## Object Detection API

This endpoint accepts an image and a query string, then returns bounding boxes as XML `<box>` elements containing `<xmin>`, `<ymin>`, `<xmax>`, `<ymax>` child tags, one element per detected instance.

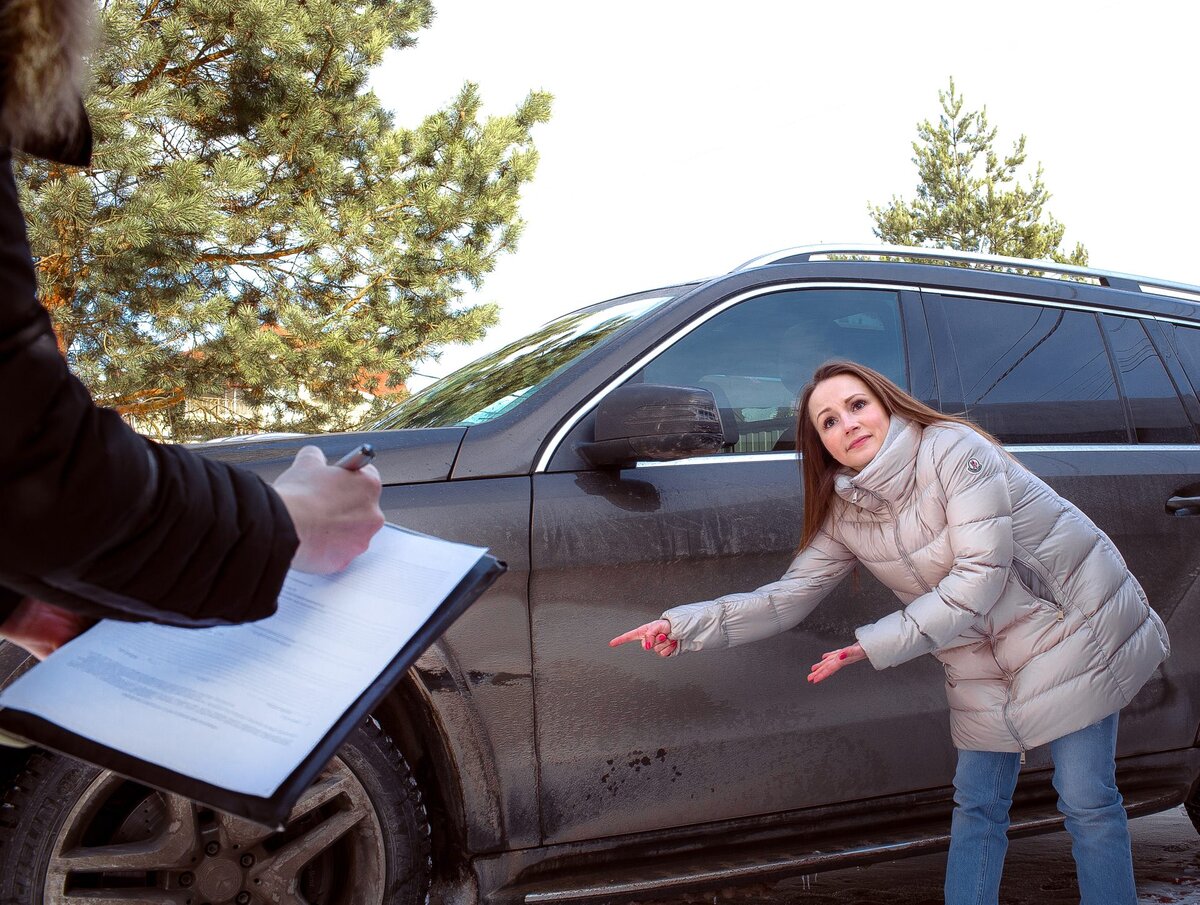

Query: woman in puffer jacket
<box><xmin>611</xmin><ymin>360</ymin><xmax>1170</xmax><ymax>905</ymax></box>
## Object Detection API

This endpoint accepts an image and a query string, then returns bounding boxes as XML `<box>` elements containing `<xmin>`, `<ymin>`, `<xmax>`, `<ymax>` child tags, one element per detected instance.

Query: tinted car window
<box><xmin>1101</xmin><ymin>315</ymin><xmax>1194</xmax><ymax>443</ymax></box>
<box><xmin>1169</xmin><ymin>323</ymin><xmax>1200</xmax><ymax>405</ymax></box>
<box><xmin>939</xmin><ymin>297</ymin><xmax>1126</xmax><ymax>444</ymax></box>
<box><xmin>634</xmin><ymin>289</ymin><xmax>906</xmax><ymax>453</ymax></box>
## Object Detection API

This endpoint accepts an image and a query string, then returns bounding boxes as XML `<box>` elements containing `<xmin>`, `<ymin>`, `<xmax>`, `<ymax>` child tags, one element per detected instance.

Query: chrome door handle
<box><xmin>1166</xmin><ymin>495</ymin><xmax>1200</xmax><ymax>516</ymax></box>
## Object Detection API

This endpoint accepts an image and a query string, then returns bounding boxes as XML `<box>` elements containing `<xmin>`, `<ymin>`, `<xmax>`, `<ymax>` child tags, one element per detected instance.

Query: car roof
<box><xmin>732</xmin><ymin>243</ymin><xmax>1200</xmax><ymax>305</ymax></box>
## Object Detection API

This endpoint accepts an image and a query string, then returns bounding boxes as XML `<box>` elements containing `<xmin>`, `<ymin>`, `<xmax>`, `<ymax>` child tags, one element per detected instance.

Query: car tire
<box><xmin>1187</xmin><ymin>781</ymin><xmax>1200</xmax><ymax>836</ymax></box>
<box><xmin>0</xmin><ymin>718</ymin><xmax>431</xmax><ymax>905</ymax></box>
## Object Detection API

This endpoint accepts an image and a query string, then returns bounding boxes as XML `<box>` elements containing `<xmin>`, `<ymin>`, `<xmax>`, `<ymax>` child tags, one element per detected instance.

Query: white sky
<box><xmin>372</xmin><ymin>1</ymin><xmax>1200</xmax><ymax>390</ymax></box>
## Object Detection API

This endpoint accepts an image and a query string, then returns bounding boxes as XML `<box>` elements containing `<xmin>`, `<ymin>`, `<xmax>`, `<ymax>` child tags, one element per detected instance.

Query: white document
<box><xmin>0</xmin><ymin>524</ymin><xmax>487</xmax><ymax>797</ymax></box>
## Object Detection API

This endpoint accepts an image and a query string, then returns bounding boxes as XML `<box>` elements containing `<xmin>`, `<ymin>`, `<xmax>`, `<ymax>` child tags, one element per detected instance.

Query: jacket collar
<box><xmin>833</xmin><ymin>415</ymin><xmax>922</xmax><ymax>513</ymax></box>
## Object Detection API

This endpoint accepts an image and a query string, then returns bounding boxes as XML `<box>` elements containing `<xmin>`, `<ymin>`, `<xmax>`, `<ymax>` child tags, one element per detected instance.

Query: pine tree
<box><xmin>869</xmin><ymin>78</ymin><xmax>1085</xmax><ymax>266</ymax></box>
<box><xmin>16</xmin><ymin>0</ymin><xmax>552</xmax><ymax>440</ymax></box>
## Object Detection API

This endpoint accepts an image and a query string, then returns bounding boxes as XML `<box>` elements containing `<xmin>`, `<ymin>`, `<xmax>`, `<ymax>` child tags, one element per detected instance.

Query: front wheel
<box><xmin>0</xmin><ymin>719</ymin><xmax>431</xmax><ymax>905</ymax></box>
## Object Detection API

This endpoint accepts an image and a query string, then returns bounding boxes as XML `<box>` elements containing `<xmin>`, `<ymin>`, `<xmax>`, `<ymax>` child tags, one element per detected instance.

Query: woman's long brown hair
<box><xmin>796</xmin><ymin>360</ymin><xmax>1002</xmax><ymax>551</ymax></box>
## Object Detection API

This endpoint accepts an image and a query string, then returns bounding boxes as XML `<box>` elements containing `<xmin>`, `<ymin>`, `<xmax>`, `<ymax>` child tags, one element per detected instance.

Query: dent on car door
<box><xmin>529</xmin><ymin>285</ymin><xmax>956</xmax><ymax>846</ymax></box>
<box><xmin>925</xmin><ymin>292</ymin><xmax>1200</xmax><ymax>760</ymax></box>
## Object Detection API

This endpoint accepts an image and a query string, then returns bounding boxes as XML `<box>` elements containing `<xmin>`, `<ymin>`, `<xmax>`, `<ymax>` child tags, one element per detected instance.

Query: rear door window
<box><xmin>1100</xmin><ymin>315</ymin><xmax>1194</xmax><ymax>443</ymax></box>
<box><xmin>933</xmin><ymin>296</ymin><xmax>1127</xmax><ymax>444</ymax></box>
<box><xmin>1168</xmin><ymin>323</ymin><xmax>1200</xmax><ymax>404</ymax></box>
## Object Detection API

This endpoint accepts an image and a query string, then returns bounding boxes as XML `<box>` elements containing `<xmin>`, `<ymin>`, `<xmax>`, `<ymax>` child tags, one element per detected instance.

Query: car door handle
<box><xmin>1166</xmin><ymin>495</ymin><xmax>1200</xmax><ymax>516</ymax></box>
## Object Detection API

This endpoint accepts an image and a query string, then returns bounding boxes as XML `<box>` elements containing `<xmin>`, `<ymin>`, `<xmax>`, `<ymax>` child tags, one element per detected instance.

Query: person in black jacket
<box><xmin>0</xmin><ymin>0</ymin><xmax>384</xmax><ymax>659</ymax></box>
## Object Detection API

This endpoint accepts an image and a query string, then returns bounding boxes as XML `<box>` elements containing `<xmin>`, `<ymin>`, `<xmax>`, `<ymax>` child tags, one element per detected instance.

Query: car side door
<box><xmin>528</xmin><ymin>283</ymin><xmax>957</xmax><ymax>845</ymax></box>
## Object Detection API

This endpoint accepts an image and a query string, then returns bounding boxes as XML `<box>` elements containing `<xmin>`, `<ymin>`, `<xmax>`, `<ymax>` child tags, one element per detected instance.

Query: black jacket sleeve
<box><xmin>0</xmin><ymin>148</ymin><xmax>298</xmax><ymax>628</ymax></box>
<box><xmin>0</xmin><ymin>586</ymin><xmax>21</xmax><ymax>624</ymax></box>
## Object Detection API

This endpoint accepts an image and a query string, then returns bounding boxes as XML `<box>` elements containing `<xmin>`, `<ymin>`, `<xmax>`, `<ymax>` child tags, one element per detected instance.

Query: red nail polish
<box><xmin>839</xmin><ymin>651</ymin><xmax>847</xmax><ymax>660</ymax></box>
<box><xmin>657</xmin><ymin>634</ymin><xmax>667</xmax><ymax>643</ymax></box>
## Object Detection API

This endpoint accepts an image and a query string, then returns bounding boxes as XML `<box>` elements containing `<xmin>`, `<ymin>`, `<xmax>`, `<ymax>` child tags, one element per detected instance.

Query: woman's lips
<box><xmin>848</xmin><ymin>435</ymin><xmax>871</xmax><ymax>451</ymax></box>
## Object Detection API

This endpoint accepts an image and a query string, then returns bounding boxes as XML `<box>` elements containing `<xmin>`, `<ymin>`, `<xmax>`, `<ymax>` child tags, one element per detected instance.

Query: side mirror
<box><xmin>577</xmin><ymin>384</ymin><xmax>729</xmax><ymax>468</ymax></box>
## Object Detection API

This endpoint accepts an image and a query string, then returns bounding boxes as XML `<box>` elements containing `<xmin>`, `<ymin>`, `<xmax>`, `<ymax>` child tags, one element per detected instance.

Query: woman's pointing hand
<box><xmin>609</xmin><ymin>619</ymin><xmax>677</xmax><ymax>657</ymax></box>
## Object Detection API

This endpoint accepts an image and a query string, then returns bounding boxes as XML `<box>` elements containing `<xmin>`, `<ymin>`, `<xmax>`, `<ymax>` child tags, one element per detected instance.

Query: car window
<box><xmin>631</xmin><ymin>288</ymin><xmax>907</xmax><ymax>453</ymax></box>
<box><xmin>939</xmin><ymin>296</ymin><xmax>1127</xmax><ymax>444</ymax></box>
<box><xmin>371</xmin><ymin>292</ymin><xmax>678</xmax><ymax>429</ymax></box>
<box><xmin>1168</xmin><ymin>323</ymin><xmax>1200</xmax><ymax>406</ymax></box>
<box><xmin>1101</xmin><ymin>315</ymin><xmax>1194</xmax><ymax>443</ymax></box>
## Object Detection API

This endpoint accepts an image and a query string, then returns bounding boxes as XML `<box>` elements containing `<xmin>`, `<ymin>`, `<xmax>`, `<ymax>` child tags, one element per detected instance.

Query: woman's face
<box><xmin>807</xmin><ymin>374</ymin><xmax>891</xmax><ymax>471</ymax></box>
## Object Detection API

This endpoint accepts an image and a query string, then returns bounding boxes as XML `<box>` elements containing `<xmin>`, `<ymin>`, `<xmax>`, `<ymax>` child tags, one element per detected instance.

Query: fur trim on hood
<box><xmin>0</xmin><ymin>0</ymin><xmax>94</xmax><ymax>164</ymax></box>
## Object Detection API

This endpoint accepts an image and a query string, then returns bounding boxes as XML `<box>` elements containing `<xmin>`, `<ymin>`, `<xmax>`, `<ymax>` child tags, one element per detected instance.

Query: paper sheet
<box><xmin>0</xmin><ymin>525</ymin><xmax>486</xmax><ymax>797</ymax></box>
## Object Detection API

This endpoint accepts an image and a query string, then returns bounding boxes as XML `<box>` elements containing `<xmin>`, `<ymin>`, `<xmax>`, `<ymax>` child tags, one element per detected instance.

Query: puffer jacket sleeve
<box><xmin>662</xmin><ymin>529</ymin><xmax>857</xmax><ymax>653</ymax></box>
<box><xmin>854</xmin><ymin>427</ymin><xmax>1013</xmax><ymax>669</ymax></box>
<box><xmin>0</xmin><ymin>148</ymin><xmax>298</xmax><ymax>628</ymax></box>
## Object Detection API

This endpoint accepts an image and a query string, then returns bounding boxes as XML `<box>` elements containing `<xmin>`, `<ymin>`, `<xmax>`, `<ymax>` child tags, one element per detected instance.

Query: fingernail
<box><xmin>644</xmin><ymin>640</ymin><xmax>650</xmax><ymax>650</ymax></box>
<box><xmin>839</xmin><ymin>651</ymin><xmax>847</xmax><ymax>660</ymax></box>
<box><xmin>656</xmin><ymin>634</ymin><xmax>667</xmax><ymax>643</ymax></box>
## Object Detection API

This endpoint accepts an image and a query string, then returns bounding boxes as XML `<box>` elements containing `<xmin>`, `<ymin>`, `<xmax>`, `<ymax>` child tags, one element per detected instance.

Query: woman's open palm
<box><xmin>808</xmin><ymin>642</ymin><xmax>867</xmax><ymax>683</ymax></box>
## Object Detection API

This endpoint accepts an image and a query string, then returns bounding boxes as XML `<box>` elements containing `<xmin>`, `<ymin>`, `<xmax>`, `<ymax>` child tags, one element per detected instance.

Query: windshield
<box><xmin>372</xmin><ymin>292</ymin><xmax>679</xmax><ymax>429</ymax></box>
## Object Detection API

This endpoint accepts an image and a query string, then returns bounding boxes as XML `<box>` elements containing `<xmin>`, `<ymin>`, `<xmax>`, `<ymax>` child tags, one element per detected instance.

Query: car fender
<box><xmin>393</xmin><ymin>639</ymin><xmax>508</xmax><ymax>854</ymax></box>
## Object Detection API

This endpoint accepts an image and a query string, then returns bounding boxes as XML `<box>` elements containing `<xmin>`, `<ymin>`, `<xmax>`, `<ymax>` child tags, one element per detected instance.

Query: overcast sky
<box><xmin>372</xmin><ymin>1</ymin><xmax>1200</xmax><ymax>389</ymax></box>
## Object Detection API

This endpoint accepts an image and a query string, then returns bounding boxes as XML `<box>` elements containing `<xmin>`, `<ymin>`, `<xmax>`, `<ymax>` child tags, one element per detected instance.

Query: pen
<box><xmin>334</xmin><ymin>443</ymin><xmax>376</xmax><ymax>471</ymax></box>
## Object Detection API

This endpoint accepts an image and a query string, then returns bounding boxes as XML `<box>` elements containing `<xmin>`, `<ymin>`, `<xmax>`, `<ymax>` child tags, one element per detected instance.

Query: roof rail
<box><xmin>732</xmin><ymin>243</ymin><xmax>1200</xmax><ymax>303</ymax></box>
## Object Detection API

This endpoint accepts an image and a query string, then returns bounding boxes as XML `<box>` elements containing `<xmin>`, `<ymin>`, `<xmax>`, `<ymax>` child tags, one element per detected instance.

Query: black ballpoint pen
<box><xmin>333</xmin><ymin>443</ymin><xmax>376</xmax><ymax>471</ymax></box>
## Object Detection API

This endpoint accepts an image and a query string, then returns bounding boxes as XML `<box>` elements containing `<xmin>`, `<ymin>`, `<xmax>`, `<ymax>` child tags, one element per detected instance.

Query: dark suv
<box><xmin>2</xmin><ymin>245</ymin><xmax>1199</xmax><ymax>905</ymax></box>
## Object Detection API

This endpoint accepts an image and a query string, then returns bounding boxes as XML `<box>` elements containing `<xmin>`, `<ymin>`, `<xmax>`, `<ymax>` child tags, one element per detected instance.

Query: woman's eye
<box><xmin>823</xmin><ymin>417</ymin><xmax>836</xmax><ymax>430</ymax></box>
<box><xmin>851</xmin><ymin>399</ymin><xmax>867</xmax><ymax>411</ymax></box>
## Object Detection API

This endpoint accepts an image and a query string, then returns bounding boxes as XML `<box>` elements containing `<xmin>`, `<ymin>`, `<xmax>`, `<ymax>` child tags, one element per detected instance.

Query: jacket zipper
<box><xmin>851</xmin><ymin>484</ymin><xmax>934</xmax><ymax>594</ymax></box>
<box><xmin>1011</xmin><ymin>557</ymin><xmax>1065</xmax><ymax>622</ymax></box>
<box><xmin>988</xmin><ymin>639</ymin><xmax>1027</xmax><ymax>756</ymax></box>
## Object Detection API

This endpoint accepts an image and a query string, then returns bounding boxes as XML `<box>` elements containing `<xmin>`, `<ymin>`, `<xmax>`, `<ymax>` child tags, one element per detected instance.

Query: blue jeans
<box><xmin>944</xmin><ymin>712</ymin><xmax>1135</xmax><ymax>905</ymax></box>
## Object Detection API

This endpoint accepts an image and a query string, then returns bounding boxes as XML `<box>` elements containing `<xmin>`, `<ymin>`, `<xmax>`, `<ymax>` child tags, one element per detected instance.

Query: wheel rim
<box><xmin>41</xmin><ymin>757</ymin><xmax>386</xmax><ymax>905</ymax></box>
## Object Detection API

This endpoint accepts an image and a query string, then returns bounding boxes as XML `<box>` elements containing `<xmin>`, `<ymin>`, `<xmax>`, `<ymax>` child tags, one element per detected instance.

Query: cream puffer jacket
<box><xmin>663</xmin><ymin>416</ymin><xmax>1171</xmax><ymax>752</ymax></box>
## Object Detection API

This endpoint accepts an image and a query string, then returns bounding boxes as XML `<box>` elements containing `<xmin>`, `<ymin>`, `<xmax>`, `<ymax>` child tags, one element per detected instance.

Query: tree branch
<box><xmin>196</xmin><ymin>245</ymin><xmax>315</xmax><ymax>264</ymax></box>
<box><xmin>107</xmin><ymin>385</ymin><xmax>187</xmax><ymax>416</ymax></box>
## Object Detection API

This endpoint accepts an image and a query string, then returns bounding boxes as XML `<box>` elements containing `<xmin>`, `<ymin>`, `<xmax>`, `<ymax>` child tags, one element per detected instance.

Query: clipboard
<box><xmin>0</xmin><ymin>526</ymin><xmax>504</xmax><ymax>829</ymax></box>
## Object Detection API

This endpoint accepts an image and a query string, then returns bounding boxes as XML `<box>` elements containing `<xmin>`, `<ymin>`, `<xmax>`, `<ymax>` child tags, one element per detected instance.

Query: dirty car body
<box><xmin>2</xmin><ymin>245</ymin><xmax>1200</xmax><ymax>904</ymax></box>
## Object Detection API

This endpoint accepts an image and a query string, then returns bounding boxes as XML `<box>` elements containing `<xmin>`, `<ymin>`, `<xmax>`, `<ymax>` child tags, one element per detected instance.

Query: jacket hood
<box><xmin>834</xmin><ymin>414</ymin><xmax>921</xmax><ymax>513</ymax></box>
<box><xmin>0</xmin><ymin>0</ymin><xmax>94</xmax><ymax>165</ymax></box>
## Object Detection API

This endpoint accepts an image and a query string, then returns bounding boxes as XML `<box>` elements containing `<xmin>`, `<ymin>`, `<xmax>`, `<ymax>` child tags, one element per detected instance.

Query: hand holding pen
<box><xmin>273</xmin><ymin>443</ymin><xmax>385</xmax><ymax>574</ymax></box>
<box><xmin>1</xmin><ymin>442</ymin><xmax>385</xmax><ymax>659</ymax></box>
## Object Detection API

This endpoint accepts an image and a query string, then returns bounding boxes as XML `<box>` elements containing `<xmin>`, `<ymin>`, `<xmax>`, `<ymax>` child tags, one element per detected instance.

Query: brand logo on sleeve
<box><xmin>966</xmin><ymin>457</ymin><xmax>983</xmax><ymax>474</ymax></box>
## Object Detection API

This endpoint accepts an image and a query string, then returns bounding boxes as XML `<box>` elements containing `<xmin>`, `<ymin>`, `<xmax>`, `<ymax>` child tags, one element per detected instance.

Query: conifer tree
<box><xmin>16</xmin><ymin>0</ymin><xmax>552</xmax><ymax>439</ymax></box>
<box><xmin>870</xmin><ymin>79</ymin><xmax>1085</xmax><ymax>266</ymax></box>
